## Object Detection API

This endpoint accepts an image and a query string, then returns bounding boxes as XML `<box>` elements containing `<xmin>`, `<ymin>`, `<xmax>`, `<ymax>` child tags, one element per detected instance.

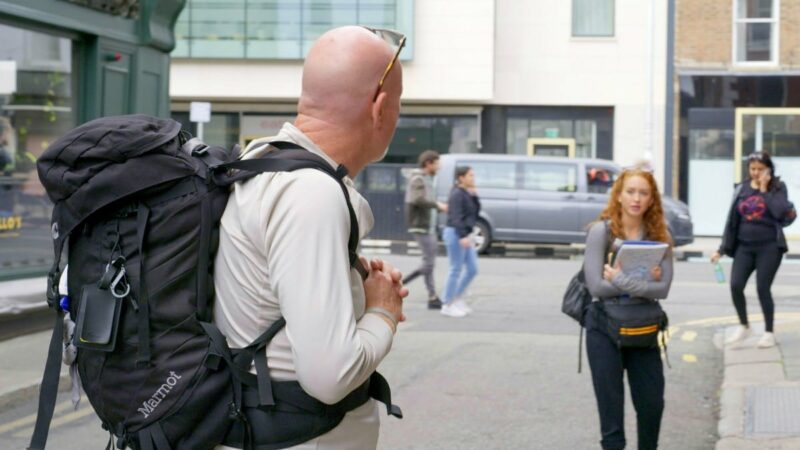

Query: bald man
<box><xmin>213</xmin><ymin>26</ymin><xmax>407</xmax><ymax>449</ymax></box>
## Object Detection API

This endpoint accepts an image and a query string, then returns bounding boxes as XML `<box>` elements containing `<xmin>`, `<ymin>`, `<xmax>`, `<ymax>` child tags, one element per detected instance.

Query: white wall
<box><xmin>494</xmin><ymin>0</ymin><xmax>669</xmax><ymax>187</ymax></box>
<box><xmin>169</xmin><ymin>0</ymin><xmax>495</xmax><ymax>103</ymax></box>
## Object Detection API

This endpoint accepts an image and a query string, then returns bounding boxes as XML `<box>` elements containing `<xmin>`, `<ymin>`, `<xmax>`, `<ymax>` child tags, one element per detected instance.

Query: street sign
<box><xmin>189</xmin><ymin>102</ymin><xmax>211</xmax><ymax>123</ymax></box>
<box><xmin>0</xmin><ymin>61</ymin><xmax>17</xmax><ymax>95</ymax></box>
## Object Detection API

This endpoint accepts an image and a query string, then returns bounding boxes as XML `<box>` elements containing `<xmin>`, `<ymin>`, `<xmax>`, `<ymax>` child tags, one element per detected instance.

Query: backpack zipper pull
<box><xmin>128</xmin><ymin>296</ymin><xmax>139</xmax><ymax>312</ymax></box>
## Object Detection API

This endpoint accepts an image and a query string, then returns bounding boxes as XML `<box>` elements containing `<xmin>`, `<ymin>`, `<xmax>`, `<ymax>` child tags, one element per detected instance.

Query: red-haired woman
<box><xmin>582</xmin><ymin>168</ymin><xmax>674</xmax><ymax>450</ymax></box>
<box><xmin>711</xmin><ymin>151</ymin><xmax>793</xmax><ymax>348</ymax></box>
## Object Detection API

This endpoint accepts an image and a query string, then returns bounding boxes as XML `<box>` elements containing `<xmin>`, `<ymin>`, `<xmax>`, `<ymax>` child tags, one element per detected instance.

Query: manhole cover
<box><xmin>746</xmin><ymin>387</ymin><xmax>800</xmax><ymax>436</ymax></box>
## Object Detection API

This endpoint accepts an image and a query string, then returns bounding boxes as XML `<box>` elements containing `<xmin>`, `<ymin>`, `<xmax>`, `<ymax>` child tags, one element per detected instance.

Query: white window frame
<box><xmin>732</xmin><ymin>0</ymin><xmax>780</xmax><ymax>66</ymax></box>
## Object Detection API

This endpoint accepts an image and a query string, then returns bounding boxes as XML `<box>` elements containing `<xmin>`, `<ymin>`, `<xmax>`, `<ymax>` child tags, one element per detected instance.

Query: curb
<box><xmin>0</xmin><ymin>373</ymin><xmax>71</xmax><ymax>412</ymax></box>
<box><xmin>359</xmin><ymin>239</ymin><xmax>798</xmax><ymax>261</ymax></box>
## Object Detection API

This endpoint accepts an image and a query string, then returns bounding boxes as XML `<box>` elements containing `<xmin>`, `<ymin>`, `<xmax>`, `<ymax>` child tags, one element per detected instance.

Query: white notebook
<box><xmin>612</xmin><ymin>241</ymin><xmax>669</xmax><ymax>281</ymax></box>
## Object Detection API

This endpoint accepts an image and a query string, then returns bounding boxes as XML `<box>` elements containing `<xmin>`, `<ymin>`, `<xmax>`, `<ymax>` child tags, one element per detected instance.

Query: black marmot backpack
<box><xmin>28</xmin><ymin>115</ymin><xmax>400</xmax><ymax>450</ymax></box>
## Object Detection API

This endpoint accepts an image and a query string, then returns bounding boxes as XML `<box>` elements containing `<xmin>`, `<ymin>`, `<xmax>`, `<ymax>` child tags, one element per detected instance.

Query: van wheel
<box><xmin>473</xmin><ymin>220</ymin><xmax>491</xmax><ymax>254</ymax></box>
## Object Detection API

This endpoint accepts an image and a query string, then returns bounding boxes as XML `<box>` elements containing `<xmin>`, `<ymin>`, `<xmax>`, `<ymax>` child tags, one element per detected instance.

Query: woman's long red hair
<box><xmin>598</xmin><ymin>169</ymin><xmax>672</xmax><ymax>245</ymax></box>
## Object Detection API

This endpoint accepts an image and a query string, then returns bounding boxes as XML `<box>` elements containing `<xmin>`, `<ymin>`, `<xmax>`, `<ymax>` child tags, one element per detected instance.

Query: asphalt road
<box><xmin>2</xmin><ymin>254</ymin><xmax>799</xmax><ymax>449</ymax></box>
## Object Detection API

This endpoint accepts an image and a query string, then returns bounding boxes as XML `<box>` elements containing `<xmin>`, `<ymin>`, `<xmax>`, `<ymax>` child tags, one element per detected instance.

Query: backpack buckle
<box><xmin>192</xmin><ymin>145</ymin><xmax>209</xmax><ymax>156</ymax></box>
<box><xmin>46</xmin><ymin>270</ymin><xmax>61</xmax><ymax>307</ymax></box>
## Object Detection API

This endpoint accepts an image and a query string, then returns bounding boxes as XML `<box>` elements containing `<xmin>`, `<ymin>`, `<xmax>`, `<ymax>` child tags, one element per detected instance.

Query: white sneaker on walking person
<box><xmin>440</xmin><ymin>302</ymin><xmax>467</xmax><ymax>318</ymax></box>
<box><xmin>757</xmin><ymin>332</ymin><xmax>776</xmax><ymax>348</ymax></box>
<box><xmin>452</xmin><ymin>298</ymin><xmax>473</xmax><ymax>315</ymax></box>
<box><xmin>725</xmin><ymin>325</ymin><xmax>751</xmax><ymax>345</ymax></box>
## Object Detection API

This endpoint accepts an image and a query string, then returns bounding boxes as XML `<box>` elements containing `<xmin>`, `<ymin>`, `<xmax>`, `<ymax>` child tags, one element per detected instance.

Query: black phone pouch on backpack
<box><xmin>73</xmin><ymin>284</ymin><xmax>123</xmax><ymax>352</ymax></box>
<box><xmin>599</xmin><ymin>298</ymin><xmax>667</xmax><ymax>349</ymax></box>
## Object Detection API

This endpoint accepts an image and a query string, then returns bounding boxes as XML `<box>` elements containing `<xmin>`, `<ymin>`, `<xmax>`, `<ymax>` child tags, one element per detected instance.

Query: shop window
<box><xmin>734</xmin><ymin>0</ymin><xmax>778</xmax><ymax>64</ymax></box>
<box><xmin>572</xmin><ymin>0</ymin><xmax>614</xmax><ymax>37</ymax></box>
<box><xmin>387</xmin><ymin>115</ymin><xmax>479</xmax><ymax>164</ymax></box>
<box><xmin>172</xmin><ymin>112</ymin><xmax>241</xmax><ymax>150</ymax></box>
<box><xmin>0</xmin><ymin>24</ymin><xmax>74</xmax><ymax>277</ymax></box>
<box><xmin>507</xmin><ymin>117</ymin><xmax>599</xmax><ymax>158</ymax></box>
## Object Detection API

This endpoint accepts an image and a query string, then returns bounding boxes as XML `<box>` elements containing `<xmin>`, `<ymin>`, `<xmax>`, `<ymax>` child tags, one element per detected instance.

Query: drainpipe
<box><xmin>664</xmin><ymin>0</ymin><xmax>676</xmax><ymax>196</ymax></box>
<box><xmin>644</xmin><ymin>0</ymin><xmax>656</xmax><ymax>165</ymax></box>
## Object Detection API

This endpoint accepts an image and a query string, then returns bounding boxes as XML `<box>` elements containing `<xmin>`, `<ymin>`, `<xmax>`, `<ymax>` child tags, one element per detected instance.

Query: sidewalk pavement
<box><xmin>717</xmin><ymin>318</ymin><xmax>800</xmax><ymax>449</ymax></box>
<box><xmin>0</xmin><ymin>327</ymin><xmax>69</xmax><ymax>412</ymax></box>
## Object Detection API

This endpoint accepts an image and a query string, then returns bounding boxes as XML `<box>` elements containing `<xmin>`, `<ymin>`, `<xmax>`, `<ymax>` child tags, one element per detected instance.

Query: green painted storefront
<box><xmin>0</xmin><ymin>0</ymin><xmax>184</xmax><ymax>280</ymax></box>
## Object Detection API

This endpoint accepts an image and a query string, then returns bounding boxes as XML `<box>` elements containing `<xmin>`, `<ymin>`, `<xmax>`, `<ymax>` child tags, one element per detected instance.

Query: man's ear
<box><xmin>371</xmin><ymin>91</ymin><xmax>387</xmax><ymax>130</ymax></box>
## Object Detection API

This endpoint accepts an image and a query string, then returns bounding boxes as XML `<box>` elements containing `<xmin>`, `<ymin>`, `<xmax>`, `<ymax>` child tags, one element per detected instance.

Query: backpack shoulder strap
<box><xmin>212</xmin><ymin>142</ymin><xmax>367</xmax><ymax>280</ymax></box>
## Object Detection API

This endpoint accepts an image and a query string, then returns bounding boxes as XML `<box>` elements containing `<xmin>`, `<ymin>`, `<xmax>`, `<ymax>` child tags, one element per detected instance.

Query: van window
<box><xmin>459</xmin><ymin>161</ymin><xmax>516</xmax><ymax>189</ymax></box>
<box><xmin>521</xmin><ymin>163</ymin><xmax>577</xmax><ymax>192</ymax></box>
<box><xmin>586</xmin><ymin>166</ymin><xmax>617</xmax><ymax>193</ymax></box>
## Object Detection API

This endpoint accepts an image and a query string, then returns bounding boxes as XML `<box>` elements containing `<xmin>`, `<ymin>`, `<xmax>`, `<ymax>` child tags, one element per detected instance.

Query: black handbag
<box><xmin>562</xmin><ymin>220</ymin><xmax>612</xmax><ymax>324</ymax></box>
<box><xmin>599</xmin><ymin>298</ymin><xmax>668</xmax><ymax>349</ymax></box>
<box><xmin>562</xmin><ymin>270</ymin><xmax>592</xmax><ymax>324</ymax></box>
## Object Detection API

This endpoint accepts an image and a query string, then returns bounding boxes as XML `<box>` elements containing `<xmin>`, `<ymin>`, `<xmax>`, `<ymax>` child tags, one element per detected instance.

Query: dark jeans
<box><xmin>585</xmin><ymin>305</ymin><xmax>665</xmax><ymax>450</ymax></box>
<box><xmin>402</xmin><ymin>233</ymin><xmax>438</xmax><ymax>298</ymax></box>
<box><xmin>730</xmin><ymin>241</ymin><xmax>783</xmax><ymax>332</ymax></box>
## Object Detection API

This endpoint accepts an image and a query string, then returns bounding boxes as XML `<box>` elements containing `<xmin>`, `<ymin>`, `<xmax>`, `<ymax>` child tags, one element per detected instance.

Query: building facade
<box><xmin>170</xmin><ymin>0</ymin><xmax>669</xmax><ymax>184</ymax></box>
<box><xmin>0</xmin><ymin>0</ymin><xmax>183</xmax><ymax>280</ymax></box>
<box><xmin>675</xmin><ymin>0</ymin><xmax>800</xmax><ymax>238</ymax></box>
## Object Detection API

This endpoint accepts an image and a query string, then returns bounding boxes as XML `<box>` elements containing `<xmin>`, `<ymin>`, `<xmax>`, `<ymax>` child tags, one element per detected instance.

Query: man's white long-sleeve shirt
<box><xmin>213</xmin><ymin>123</ymin><xmax>394</xmax><ymax>449</ymax></box>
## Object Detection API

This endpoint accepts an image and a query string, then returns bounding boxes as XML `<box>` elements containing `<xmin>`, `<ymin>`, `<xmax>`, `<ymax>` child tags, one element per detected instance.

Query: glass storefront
<box><xmin>173</xmin><ymin>112</ymin><xmax>480</xmax><ymax>165</ymax></box>
<box><xmin>499</xmin><ymin>106</ymin><xmax>614</xmax><ymax>160</ymax></box>
<box><xmin>173</xmin><ymin>112</ymin><xmax>242</xmax><ymax>150</ymax></box>
<box><xmin>681</xmin><ymin>75</ymin><xmax>800</xmax><ymax>236</ymax></box>
<box><xmin>173</xmin><ymin>0</ymin><xmax>414</xmax><ymax>60</ymax></box>
<box><xmin>737</xmin><ymin>109</ymin><xmax>800</xmax><ymax>237</ymax></box>
<box><xmin>0</xmin><ymin>24</ymin><xmax>74</xmax><ymax>278</ymax></box>
<box><xmin>388</xmin><ymin>115</ymin><xmax>479</xmax><ymax>163</ymax></box>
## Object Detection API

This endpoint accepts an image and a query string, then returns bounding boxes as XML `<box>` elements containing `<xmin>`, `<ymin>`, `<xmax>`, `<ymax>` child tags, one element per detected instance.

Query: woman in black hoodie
<box><xmin>711</xmin><ymin>151</ymin><xmax>794</xmax><ymax>348</ymax></box>
<box><xmin>440</xmin><ymin>166</ymin><xmax>481</xmax><ymax>318</ymax></box>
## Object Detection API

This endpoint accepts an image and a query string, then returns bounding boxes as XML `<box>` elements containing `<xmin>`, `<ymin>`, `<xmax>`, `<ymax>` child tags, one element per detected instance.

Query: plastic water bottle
<box><xmin>714</xmin><ymin>262</ymin><xmax>726</xmax><ymax>284</ymax></box>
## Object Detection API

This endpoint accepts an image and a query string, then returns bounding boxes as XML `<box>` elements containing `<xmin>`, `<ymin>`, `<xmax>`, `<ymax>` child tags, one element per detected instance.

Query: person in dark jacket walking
<box><xmin>711</xmin><ymin>151</ymin><xmax>794</xmax><ymax>348</ymax></box>
<box><xmin>403</xmin><ymin>150</ymin><xmax>448</xmax><ymax>309</ymax></box>
<box><xmin>441</xmin><ymin>166</ymin><xmax>480</xmax><ymax>318</ymax></box>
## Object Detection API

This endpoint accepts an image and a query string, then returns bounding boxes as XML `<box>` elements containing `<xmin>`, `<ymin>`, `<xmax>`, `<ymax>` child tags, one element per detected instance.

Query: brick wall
<box><xmin>677</xmin><ymin>0</ymin><xmax>800</xmax><ymax>69</ymax></box>
<box><xmin>781</xmin><ymin>0</ymin><xmax>800</xmax><ymax>66</ymax></box>
<box><xmin>676</xmin><ymin>0</ymin><xmax>732</xmax><ymax>68</ymax></box>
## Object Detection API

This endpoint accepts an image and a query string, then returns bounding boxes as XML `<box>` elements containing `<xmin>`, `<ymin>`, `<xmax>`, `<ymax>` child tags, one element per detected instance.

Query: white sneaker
<box><xmin>725</xmin><ymin>325</ymin><xmax>751</xmax><ymax>345</ymax></box>
<box><xmin>440</xmin><ymin>303</ymin><xmax>467</xmax><ymax>318</ymax></box>
<box><xmin>453</xmin><ymin>299</ymin><xmax>473</xmax><ymax>315</ymax></box>
<box><xmin>757</xmin><ymin>332</ymin><xmax>776</xmax><ymax>348</ymax></box>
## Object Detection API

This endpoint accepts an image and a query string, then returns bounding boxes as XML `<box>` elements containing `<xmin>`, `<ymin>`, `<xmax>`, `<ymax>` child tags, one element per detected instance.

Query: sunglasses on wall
<box><xmin>361</xmin><ymin>26</ymin><xmax>407</xmax><ymax>101</ymax></box>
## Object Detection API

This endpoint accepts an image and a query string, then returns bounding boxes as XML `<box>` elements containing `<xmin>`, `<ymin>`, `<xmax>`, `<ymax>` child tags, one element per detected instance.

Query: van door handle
<box><xmin>565</xmin><ymin>194</ymin><xmax>575</xmax><ymax>200</ymax></box>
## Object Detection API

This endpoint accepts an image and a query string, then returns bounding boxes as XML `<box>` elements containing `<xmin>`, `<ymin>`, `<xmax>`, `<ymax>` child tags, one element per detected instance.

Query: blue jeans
<box><xmin>442</xmin><ymin>227</ymin><xmax>478</xmax><ymax>304</ymax></box>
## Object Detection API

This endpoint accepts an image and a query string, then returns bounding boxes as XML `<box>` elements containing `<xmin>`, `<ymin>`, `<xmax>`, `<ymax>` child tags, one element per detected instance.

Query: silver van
<box><xmin>435</xmin><ymin>154</ymin><xmax>693</xmax><ymax>253</ymax></box>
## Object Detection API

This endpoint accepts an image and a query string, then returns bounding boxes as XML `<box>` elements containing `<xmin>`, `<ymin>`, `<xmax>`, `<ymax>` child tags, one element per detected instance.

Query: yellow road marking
<box><xmin>681</xmin><ymin>331</ymin><xmax>698</xmax><ymax>342</ymax></box>
<box><xmin>682</xmin><ymin>354</ymin><xmax>698</xmax><ymax>363</ymax></box>
<box><xmin>0</xmin><ymin>401</ymin><xmax>74</xmax><ymax>435</ymax></box>
<box><xmin>12</xmin><ymin>405</ymin><xmax>95</xmax><ymax>438</ymax></box>
<box><xmin>682</xmin><ymin>313</ymin><xmax>800</xmax><ymax>327</ymax></box>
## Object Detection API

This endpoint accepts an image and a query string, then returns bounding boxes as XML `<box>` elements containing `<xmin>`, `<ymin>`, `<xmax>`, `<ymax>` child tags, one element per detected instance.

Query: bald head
<box><xmin>298</xmin><ymin>26</ymin><xmax>399</xmax><ymax>124</ymax></box>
